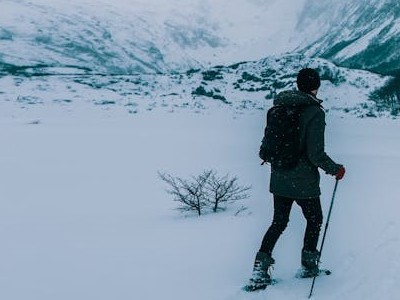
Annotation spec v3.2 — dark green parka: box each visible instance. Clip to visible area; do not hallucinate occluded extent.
[269,90,341,199]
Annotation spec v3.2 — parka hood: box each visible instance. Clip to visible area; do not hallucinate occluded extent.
[273,90,322,107]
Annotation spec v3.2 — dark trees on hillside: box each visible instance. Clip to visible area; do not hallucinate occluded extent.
[370,76,400,115]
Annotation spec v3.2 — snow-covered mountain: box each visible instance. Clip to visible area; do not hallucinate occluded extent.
[0,0,303,74]
[1,0,398,76]
[294,0,400,75]
[1,0,398,117]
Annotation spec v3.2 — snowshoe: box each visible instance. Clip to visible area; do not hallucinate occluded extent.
[242,277,279,292]
[243,251,275,292]
[296,267,332,279]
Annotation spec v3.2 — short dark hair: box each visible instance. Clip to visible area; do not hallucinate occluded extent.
[297,68,321,93]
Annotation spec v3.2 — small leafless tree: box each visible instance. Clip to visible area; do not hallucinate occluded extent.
[159,170,251,215]
[158,171,212,216]
[204,171,251,212]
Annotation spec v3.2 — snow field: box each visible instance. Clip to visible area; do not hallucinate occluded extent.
[0,106,399,299]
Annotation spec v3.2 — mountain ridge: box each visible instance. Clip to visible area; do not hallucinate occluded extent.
[2,0,398,75]
[0,0,301,74]
[295,0,400,75]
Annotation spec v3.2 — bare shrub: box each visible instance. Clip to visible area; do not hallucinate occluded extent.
[204,171,251,212]
[158,171,211,216]
[158,169,251,215]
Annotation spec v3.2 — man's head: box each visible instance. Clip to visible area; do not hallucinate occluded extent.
[297,68,321,95]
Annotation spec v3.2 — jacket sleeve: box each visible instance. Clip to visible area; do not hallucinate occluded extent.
[306,109,341,175]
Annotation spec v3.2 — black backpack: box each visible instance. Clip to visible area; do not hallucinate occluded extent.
[259,105,307,169]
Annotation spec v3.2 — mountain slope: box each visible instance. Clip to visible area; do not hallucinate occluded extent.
[294,0,400,75]
[0,0,303,74]
[0,0,204,74]
[2,0,398,76]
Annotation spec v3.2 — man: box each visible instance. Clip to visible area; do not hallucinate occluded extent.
[245,68,346,291]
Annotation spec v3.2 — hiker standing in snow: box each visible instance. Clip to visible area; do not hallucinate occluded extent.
[245,68,346,291]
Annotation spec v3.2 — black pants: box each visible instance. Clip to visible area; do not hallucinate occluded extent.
[259,195,323,256]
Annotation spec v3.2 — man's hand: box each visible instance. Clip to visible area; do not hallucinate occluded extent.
[336,166,345,180]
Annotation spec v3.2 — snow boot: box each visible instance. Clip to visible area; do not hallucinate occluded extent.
[299,249,320,278]
[243,251,275,292]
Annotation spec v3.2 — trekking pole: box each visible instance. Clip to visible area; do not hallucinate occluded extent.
[308,179,339,299]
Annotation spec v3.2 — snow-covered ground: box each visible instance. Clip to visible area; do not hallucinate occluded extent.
[1,0,398,299]
[0,90,399,299]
